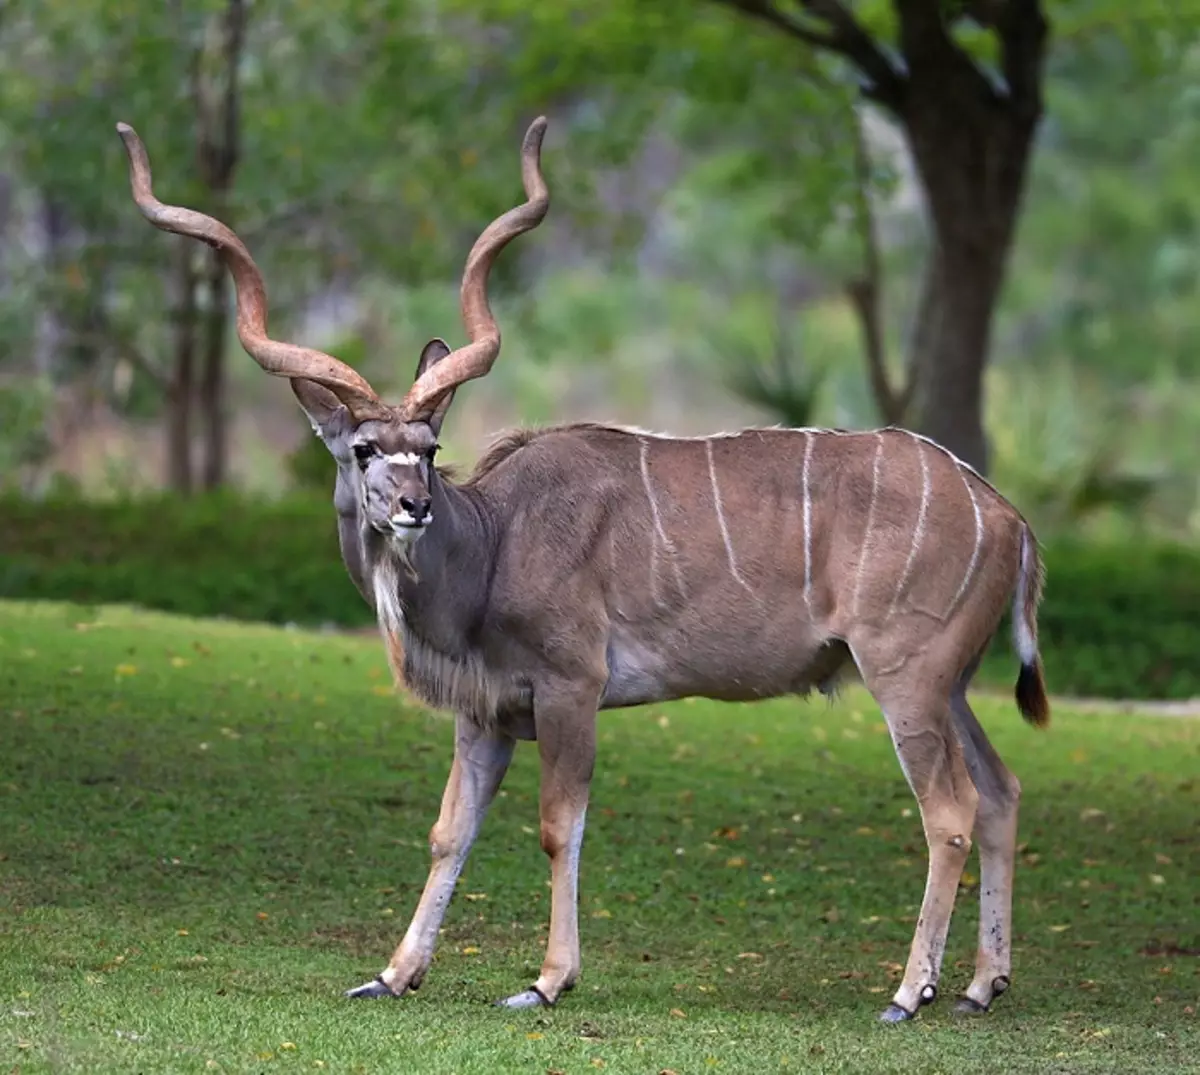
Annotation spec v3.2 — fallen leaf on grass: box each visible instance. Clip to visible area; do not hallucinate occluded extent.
[669,1008,687,1018]
[592,909,612,919]
[462,946,480,955]
[115,664,138,677]
[1155,853,1172,866]
[170,657,190,668]
[526,1032,544,1041]
[1149,874,1166,886]
[464,892,488,902]
[725,857,745,868]
[1048,924,1071,933]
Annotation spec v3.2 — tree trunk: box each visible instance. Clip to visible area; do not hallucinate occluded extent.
[895,15,1044,474]
[903,240,1003,472]
[198,252,229,489]
[191,0,245,490]
[166,241,199,494]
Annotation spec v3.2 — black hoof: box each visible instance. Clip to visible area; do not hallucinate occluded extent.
[494,985,552,1010]
[879,1003,914,1023]
[880,983,935,1023]
[992,975,1010,996]
[954,996,989,1016]
[345,976,399,999]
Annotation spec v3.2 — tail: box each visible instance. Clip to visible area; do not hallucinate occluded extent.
[1012,524,1050,727]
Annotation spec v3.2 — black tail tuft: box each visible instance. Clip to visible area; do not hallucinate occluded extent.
[1015,659,1050,727]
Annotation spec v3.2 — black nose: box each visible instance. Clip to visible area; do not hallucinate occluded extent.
[398,495,431,523]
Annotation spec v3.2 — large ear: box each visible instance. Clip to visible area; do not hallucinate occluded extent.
[413,338,455,436]
[290,378,352,442]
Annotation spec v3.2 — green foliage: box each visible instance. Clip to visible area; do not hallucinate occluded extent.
[0,380,54,489]
[1005,541,1200,701]
[2,493,1199,701]
[0,492,373,628]
[0,600,1197,1072]
[285,429,337,494]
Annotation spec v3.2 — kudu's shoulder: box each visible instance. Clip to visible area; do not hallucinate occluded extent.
[465,422,647,486]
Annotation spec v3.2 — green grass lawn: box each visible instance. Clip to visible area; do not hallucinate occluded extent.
[0,600,1196,1074]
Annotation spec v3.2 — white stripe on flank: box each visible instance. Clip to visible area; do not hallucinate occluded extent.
[802,431,814,611]
[639,438,686,598]
[888,434,931,619]
[852,432,885,615]
[948,468,984,616]
[706,439,755,597]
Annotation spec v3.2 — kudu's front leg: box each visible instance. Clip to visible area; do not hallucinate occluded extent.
[347,713,515,999]
[497,682,598,1009]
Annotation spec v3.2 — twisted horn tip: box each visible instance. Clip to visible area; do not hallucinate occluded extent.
[524,116,549,154]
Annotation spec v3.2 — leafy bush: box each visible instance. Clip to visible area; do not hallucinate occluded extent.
[2,493,1197,701]
[984,540,1200,702]
[0,491,373,629]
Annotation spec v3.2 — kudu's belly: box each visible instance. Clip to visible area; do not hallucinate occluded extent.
[599,619,851,710]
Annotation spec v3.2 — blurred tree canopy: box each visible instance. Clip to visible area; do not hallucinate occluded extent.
[0,0,1197,519]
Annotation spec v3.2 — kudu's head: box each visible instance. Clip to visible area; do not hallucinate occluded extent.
[115,118,550,543]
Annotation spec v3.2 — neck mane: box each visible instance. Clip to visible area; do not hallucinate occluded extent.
[365,469,508,721]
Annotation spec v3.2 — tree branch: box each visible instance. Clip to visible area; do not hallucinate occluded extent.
[844,108,906,424]
[714,0,907,113]
[114,336,170,389]
[997,0,1048,118]
[71,329,170,389]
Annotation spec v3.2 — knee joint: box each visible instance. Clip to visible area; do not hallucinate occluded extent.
[944,831,973,855]
[429,822,458,862]
[540,822,566,858]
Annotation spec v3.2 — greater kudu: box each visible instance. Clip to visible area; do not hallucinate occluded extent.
[116,116,1049,1022]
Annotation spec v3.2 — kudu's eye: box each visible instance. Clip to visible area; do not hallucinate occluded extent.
[353,442,376,468]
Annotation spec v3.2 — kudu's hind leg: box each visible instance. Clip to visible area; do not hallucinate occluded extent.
[497,682,598,1009]
[950,688,1021,1014]
[347,714,515,999]
[873,680,980,1022]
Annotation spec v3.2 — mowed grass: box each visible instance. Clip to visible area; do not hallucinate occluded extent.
[0,601,1196,1075]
